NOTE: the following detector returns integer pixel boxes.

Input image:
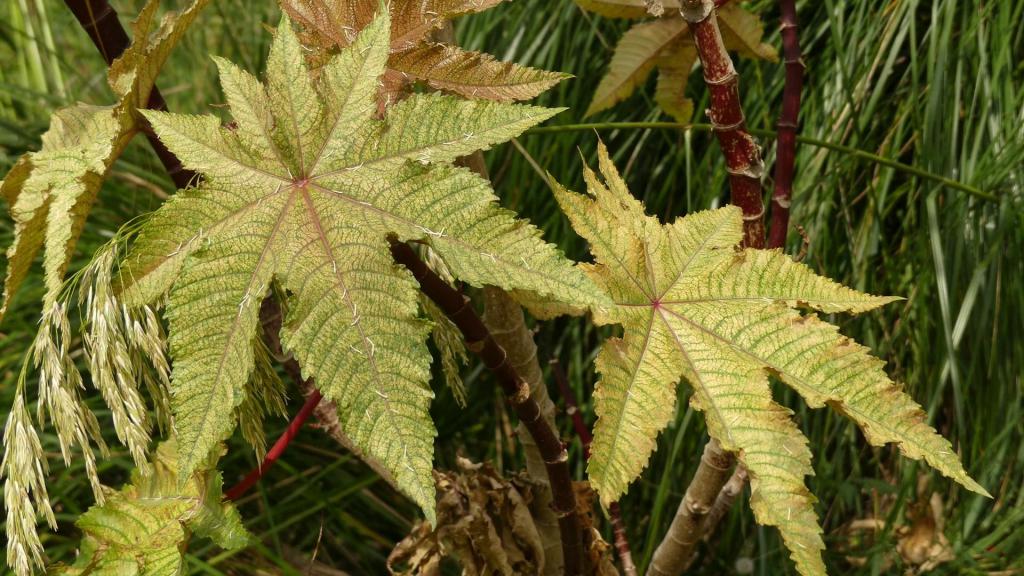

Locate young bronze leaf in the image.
[280,0,505,48]
[389,44,568,102]
[579,1,776,120]
[53,440,249,575]
[0,0,208,321]
[122,11,606,524]
[553,142,987,576]
[278,0,567,103]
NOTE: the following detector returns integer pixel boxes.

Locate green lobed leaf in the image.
[553,141,987,576]
[121,10,606,523]
[52,440,249,576]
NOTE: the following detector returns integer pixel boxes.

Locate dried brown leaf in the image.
[388,457,545,576]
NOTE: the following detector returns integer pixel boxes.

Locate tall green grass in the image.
[1,0,1021,574]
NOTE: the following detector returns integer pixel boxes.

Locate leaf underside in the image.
[121,11,606,523]
[579,1,776,122]
[0,0,208,321]
[553,142,987,576]
[279,0,569,103]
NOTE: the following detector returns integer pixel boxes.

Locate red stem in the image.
[550,359,593,452]
[551,359,637,576]
[682,0,766,248]
[225,389,323,501]
[767,0,804,249]
[64,0,196,190]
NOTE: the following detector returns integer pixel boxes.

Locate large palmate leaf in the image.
[579,1,776,121]
[552,143,987,576]
[279,0,568,102]
[53,440,249,575]
[0,0,207,320]
[120,11,606,523]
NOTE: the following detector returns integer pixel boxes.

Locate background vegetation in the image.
[1,0,1021,574]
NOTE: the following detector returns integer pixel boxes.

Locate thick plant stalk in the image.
[389,240,584,576]
[646,440,733,576]
[700,465,747,545]
[610,502,637,576]
[64,0,196,189]
[483,286,566,573]
[461,148,566,574]
[767,0,805,249]
[482,286,556,475]
[681,0,766,249]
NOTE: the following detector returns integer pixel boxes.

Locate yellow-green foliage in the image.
[52,440,249,576]
[552,142,987,576]
[576,0,776,121]
[0,0,209,320]
[119,10,607,524]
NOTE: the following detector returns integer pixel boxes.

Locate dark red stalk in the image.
[225,389,323,501]
[645,3,765,573]
[693,3,806,557]
[550,359,593,453]
[64,0,196,190]
[390,241,584,576]
[682,0,766,248]
[767,0,804,249]
[551,359,637,575]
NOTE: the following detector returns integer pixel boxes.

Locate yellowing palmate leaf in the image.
[0,0,208,321]
[553,142,987,576]
[119,11,607,523]
[279,0,568,102]
[579,2,777,121]
[53,440,249,575]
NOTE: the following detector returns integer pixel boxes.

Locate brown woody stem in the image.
[693,4,806,549]
[389,240,584,576]
[483,287,566,574]
[681,0,766,248]
[64,0,196,190]
[767,0,805,249]
[688,0,806,551]
[461,150,566,575]
[700,465,747,545]
[647,439,733,576]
